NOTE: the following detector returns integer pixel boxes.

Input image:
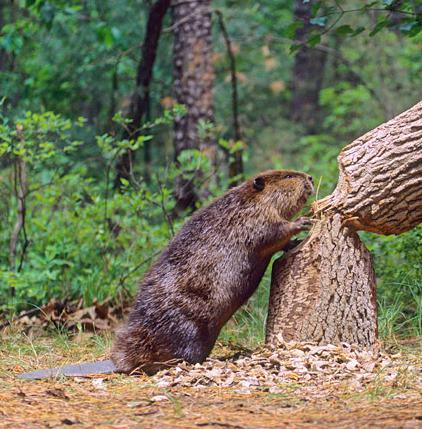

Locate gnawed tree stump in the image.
[266,100,422,347]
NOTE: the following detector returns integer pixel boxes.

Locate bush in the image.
[0,109,211,313]
[364,227,422,338]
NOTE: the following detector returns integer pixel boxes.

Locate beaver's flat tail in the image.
[18,359,117,379]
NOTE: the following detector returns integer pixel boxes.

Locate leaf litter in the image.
[0,298,129,332]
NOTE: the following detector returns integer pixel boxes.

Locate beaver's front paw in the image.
[292,216,315,232]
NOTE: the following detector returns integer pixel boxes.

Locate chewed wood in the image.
[315,100,422,235]
[266,215,377,346]
[266,100,422,348]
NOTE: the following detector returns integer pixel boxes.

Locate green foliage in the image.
[0,105,236,315]
[364,227,422,338]
[299,0,422,44]
[0,110,206,312]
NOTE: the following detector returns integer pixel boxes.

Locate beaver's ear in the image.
[253,176,265,191]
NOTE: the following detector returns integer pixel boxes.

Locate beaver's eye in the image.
[284,174,293,179]
[253,177,265,191]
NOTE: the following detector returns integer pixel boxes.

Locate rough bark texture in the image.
[172,0,215,212]
[266,101,422,347]
[315,103,422,234]
[266,215,378,346]
[290,0,327,133]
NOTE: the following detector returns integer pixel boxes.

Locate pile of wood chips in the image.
[153,338,421,396]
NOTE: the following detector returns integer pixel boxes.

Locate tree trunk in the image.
[114,0,170,189]
[290,0,327,134]
[215,9,243,185]
[266,101,422,347]
[9,157,29,278]
[0,0,8,72]
[172,0,215,213]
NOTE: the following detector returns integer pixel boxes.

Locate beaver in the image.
[19,170,314,379]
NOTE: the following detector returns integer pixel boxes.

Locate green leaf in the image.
[399,16,422,37]
[352,26,365,36]
[311,2,322,17]
[284,22,303,39]
[369,19,388,36]
[335,25,354,37]
[289,43,302,54]
[120,178,129,187]
[96,23,114,48]
[307,34,321,47]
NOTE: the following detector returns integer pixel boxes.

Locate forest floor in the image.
[0,329,421,429]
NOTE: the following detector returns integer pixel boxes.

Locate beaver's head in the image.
[248,169,314,220]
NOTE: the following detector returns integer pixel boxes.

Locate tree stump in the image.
[266,101,422,347]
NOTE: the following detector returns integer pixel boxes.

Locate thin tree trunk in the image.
[114,0,170,189]
[215,9,243,185]
[266,101,422,347]
[106,63,119,133]
[9,157,29,277]
[172,0,215,213]
[0,0,8,72]
[290,0,327,134]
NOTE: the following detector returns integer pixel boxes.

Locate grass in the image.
[377,281,422,341]
[218,285,270,349]
[0,326,112,379]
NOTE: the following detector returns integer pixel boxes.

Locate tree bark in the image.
[290,0,327,134]
[266,101,422,347]
[114,0,170,189]
[172,0,215,213]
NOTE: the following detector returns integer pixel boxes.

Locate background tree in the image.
[215,9,243,185]
[114,0,170,189]
[290,0,327,134]
[172,0,215,213]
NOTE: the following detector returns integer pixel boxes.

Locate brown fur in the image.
[111,170,314,373]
